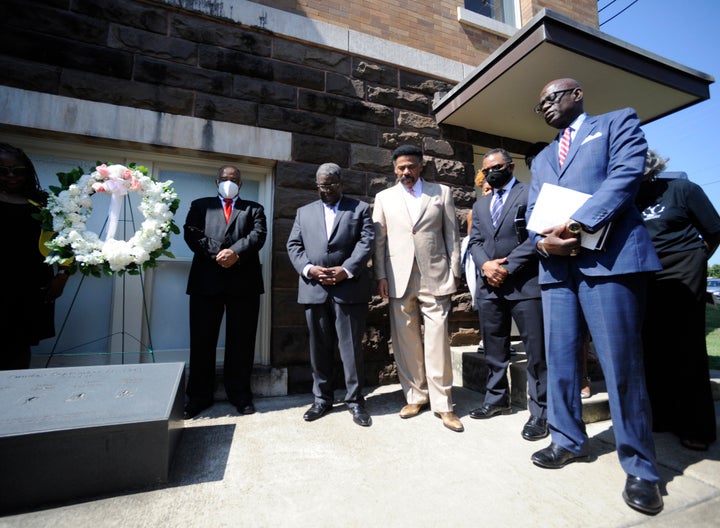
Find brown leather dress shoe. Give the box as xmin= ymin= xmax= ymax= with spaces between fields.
xmin=399 ymin=402 xmax=428 ymax=419
xmin=435 ymin=411 xmax=464 ymax=432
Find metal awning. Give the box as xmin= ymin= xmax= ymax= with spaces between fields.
xmin=433 ymin=9 xmax=714 ymax=145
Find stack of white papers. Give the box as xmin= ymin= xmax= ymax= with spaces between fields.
xmin=527 ymin=183 xmax=610 ymax=250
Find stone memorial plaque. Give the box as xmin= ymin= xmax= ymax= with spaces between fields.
xmin=0 ymin=362 xmax=185 ymax=512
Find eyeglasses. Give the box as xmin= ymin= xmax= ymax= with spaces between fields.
xmin=316 ymin=183 xmax=341 ymax=191
xmin=480 ymin=163 xmax=508 ymax=176
xmin=0 ymin=165 xmax=30 ymax=178
xmin=533 ymin=88 xmax=577 ymax=114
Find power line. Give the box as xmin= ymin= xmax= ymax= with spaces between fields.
xmin=600 ymin=0 xmax=641 ymax=26
xmin=598 ymin=0 xmax=621 ymax=14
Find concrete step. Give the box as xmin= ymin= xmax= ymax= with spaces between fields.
xmin=452 ymin=344 xmax=607 ymax=424
xmin=452 ymin=349 xmax=720 ymax=425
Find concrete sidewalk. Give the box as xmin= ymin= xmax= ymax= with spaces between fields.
xmin=2 ymin=383 xmax=719 ymax=528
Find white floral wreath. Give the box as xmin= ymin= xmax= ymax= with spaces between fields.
xmin=42 ymin=164 xmax=179 ymax=276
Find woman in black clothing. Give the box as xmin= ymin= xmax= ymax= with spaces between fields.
xmin=0 ymin=143 xmax=67 ymax=369
xmin=637 ymin=149 xmax=720 ymax=451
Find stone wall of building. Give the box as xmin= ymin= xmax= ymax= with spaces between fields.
xmin=1 ymin=0 xmax=560 ymax=392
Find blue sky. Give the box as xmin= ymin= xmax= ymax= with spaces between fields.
xmin=599 ymin=0 xmax=720 ymax=264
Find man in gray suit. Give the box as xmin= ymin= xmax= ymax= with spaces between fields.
xmin=287 ymin=163 xmax=374 ymax=426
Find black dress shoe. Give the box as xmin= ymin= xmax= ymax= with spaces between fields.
xmin=531 ymin=443 xmax=590 ymax=469
xmin=622 ymin=475 xmax=663 ymax=515
xmin=469 ymin=402 xmax=512 ymax=419
xmin=521 ymin=416 xmax=549 ymax=441
xmin=303 ymin=401 xmax=332 ymax=422
xmin=349 ymin=405 xmax=372 ymax=427
xmin=183 ymin=401 xmax=212 ymax=419
xmin=237 ymin=402 xmax=255 ymax=415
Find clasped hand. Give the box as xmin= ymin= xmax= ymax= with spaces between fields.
xmin=216 ymin=249 xmax=239 ymax=268
xmin=539 ymin=224 xmax=581 ymax=256
xmin=482 ymin=258 xmax=509 ymax=288
xmin=310 ymin=265 xmax=347 ymax=286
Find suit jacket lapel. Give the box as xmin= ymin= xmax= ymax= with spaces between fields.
xmin=560 ymin=115 xmax=597 ymax=176
xmin=328 ymin=196 xmax=345 ymax=241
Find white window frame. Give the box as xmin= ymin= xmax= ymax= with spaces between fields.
xmin=457 ymin=0 xmax=521 ymax=38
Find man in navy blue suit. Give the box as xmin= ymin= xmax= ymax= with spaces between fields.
xmin=467 ymin=148 xmax=547 ymax=442
xmin=527 ymin=78 xmax=664 ymax=515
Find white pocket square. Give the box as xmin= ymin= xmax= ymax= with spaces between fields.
xmin=581 ymin=132 xmax=602 ymax=145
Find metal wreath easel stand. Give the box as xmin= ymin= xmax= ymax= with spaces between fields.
xmin=44 ymin=194 xmax=156 ymax=367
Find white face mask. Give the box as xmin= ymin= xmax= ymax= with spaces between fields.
xmin=218 ymin=180 xmax=239 ymax=199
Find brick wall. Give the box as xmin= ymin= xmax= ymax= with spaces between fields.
xmin=251 ymin=0 xmax=599 ymax=65
xmin=0 ymin=0 xmax=595 ymax=392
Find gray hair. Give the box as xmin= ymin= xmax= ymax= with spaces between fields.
xmin=316 ymin=163 xmax=342 ymax=179
xmin=644 ymin=149 xmax=669 ymax=180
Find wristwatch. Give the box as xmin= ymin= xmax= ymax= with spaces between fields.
xmin=565 ymin=219 xmax=582 ymax=235
xmin=566 ymin=219 xmax=581 ymax=257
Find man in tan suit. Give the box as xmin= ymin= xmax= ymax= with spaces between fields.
xmin=373 ymin=144 xmax=463 ymax=432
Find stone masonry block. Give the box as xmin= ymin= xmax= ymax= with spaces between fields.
xmin=291 ymin=134 xmax=349 ymax=167
xmin=258 ymin=106 xmax=335 ymax=137
xmin=352 ymin=58 xmax=397 ymax=86
xmin=350 ymin=144 xmax=393 ymax=173
xmin=170 ymin=13 xmax=272 ymax=55
xmin=195 ymin=94 xmax=257 ymax=125
xmin=271 ymin=218 xmax=295 ymax=252
xmin=4 ymin=0 xmax=108 ymax=45
xmin=367 ymin=85 xmax=430 ymax=114
xmin=272 ymin=62 xmax=325 ymax=91
xmin=397 ymin=110 xmax=439 ymax=135
xmin=0 ymin=56 xmax=60 ymax=95
xmin=199 ymin=46 xmax=273 ymax=80
xmin=399 ymin=70 xmax=454 ymax=95
xmin=233 ymin=77 xmax=297 ymax=108
xmin=380 ymin=130 xmax=422 ymax=149
xmin=60 ymin=72 xmax=194 ymax=115
xmin=4 ymin=27 xmax=133 ymax=79
xmin=274 ymin=186 xmax=319 ymax=219
xmin=109 ymin=27 xmax=197 ymax=65
xmin=74 ymin=0 xmax=169 ymax=35
xmin=275 ymin=161 xmax=318 ymax=190
xmin=423 ymin=137 xmax=454 ymax=158
xmin=335 ymin=118 xmax=377 ymax=146
xmin=273 ymin=39 xmax=351 ymax=74
xmin=327 ymin=73 xmax=365 ymax=99
xmin=299 ymin=90 xmax=393 ymax=127
xmin=135 ymin=56 xmax=232 ymax=96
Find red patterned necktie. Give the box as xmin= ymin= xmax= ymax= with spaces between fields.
xmin=223 ymin=198 xmax=233 ymax=223
xmin=558 ymin=127 xmax=572 ymax=167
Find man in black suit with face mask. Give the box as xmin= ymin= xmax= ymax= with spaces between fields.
xmin=467 ymin=148 xmax=548 ymax=441
xmin=183 ymin=165 xmax=267 ymax=419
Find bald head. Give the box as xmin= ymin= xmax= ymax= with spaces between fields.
xmin=537 ymin=78 xmax=583 ymax=129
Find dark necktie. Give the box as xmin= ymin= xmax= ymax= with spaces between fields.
xmin=491 ymin=189 xmax=505 ymax=227
xmin=558 ymin=127 xmax=572 ymax=167
xmin=223 ymin=198 xmax=233 ymax=223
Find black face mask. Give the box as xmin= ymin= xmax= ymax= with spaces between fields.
xmin=485 ymin=167 xmax=512 ymax=189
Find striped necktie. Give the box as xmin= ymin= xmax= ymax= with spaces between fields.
xmin=491 ymin=189 xmax=505 ymax=227
xmin=558 ymin=127 xmax=572 ymax=167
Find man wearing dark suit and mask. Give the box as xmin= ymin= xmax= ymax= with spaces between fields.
xmin=287 ymin=163 xmax=374 ymax=426
xmin=467 ymin=148 xmax=548 ymax=442
xmin=527 ymin=78 xmax=663 ymax=515
xmin=183 ymin=165 xmax=267 ymax=419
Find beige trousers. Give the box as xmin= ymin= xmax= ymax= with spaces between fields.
xmin=389 ymin=261 xmax=454 ymax=413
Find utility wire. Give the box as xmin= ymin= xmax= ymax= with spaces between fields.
xmin=598 ymin=0 xmax=621 ymax=14
xmin=600 ymin=0 xmax=641 ymax=26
